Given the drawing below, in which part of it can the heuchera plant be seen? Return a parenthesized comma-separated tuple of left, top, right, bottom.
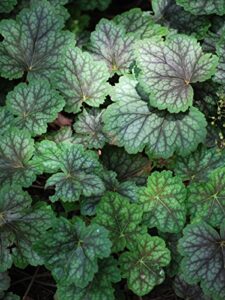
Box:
(0, 0, 225, 299)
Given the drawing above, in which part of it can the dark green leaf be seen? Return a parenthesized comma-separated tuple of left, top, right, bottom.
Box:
(176, 0, 225, 15)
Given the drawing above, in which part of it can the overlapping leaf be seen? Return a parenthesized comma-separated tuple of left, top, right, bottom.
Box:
(135, 35, 218, 113)
(119, 235, 171, 296)
(0, 0, 73, 80)
(0, 185, 54, 271)
(55, 47, 110, 113)
(176, 0, 225, 15)
(0, 128, 41, 187)
(89, 19, 135, 74)
(6, 81, 65, 136)
(0, 107, 14, 135)
(178, 221, 225, 300)
(152, 0, 210, 39)
(103, 76, 207, 158)
(140, 171, 186, 233)
(214, 41, 225, 84)
(57, 257, 120, 300)
(35, 141, 105, 202)
(0, 272, 10, 298)
(114, 8, 168, 39)
(187, 167, 225, 227)
(73, 108, 108, 148)
(94, 192, 146, 252)
(35, 217, 111, 287)
(170, 145, 225, 182)
(101, 145, 151, 185)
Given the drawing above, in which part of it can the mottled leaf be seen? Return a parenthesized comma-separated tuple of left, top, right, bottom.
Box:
(140, 171, 186, 233)
(0, 0, 17, 13)
(6, 80, 64, 136)
(55, 47, 110, 113)
(119, 235, 171, 296)
(214, 41, 225, 84)
(89, 19, 135, 74)
(0, 107, 14, 135)
(135, 35, 218, 112)
(178, 221, 225, 300)
(35, 217, 111, 287)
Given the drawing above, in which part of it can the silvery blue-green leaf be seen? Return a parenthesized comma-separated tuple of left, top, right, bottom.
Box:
(103, 76, 207, 158)
(176, 0, 225, 15)
(0, 128, 41, 187)
(0, 107, 14, 135)
(214, 41, 225, 84)
(89, 19, 135, 74)
(0, 0, 73, 80)
(73, 109, 108, 149)
(55, 47, 110, 113)
(6, 80, 65, 136)
(135, 35, 218, 113)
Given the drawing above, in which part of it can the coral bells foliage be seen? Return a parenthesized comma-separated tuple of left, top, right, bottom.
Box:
(1, 0, 225, 299)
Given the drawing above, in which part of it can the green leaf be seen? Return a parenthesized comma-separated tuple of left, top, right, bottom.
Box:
(0, 272, 10, 298)
(0, 0, 17, 13)
(54, 47, 110, 113)
(170, 145, 225, 182)
(57, 257, 120, 300)
(176, 0, 225, 15)
(89, 19, 135, 74)
(103, 76, 207, 159)
(152, 0, 210, 39)
(173, 274, 210, 300)
(119, 235, 171, 296)
(178, 221, 225, 300)
(35, 217, 112, 287)
(77, 0, 111, 11)
(0, 128, 40, 187)
(101, 146, 152, 185)
(214, 41, 225, 84)
(140, 171, 186, 233)
(73, 109, 108, 149)
(114, 8, 168, 39)
(0, 0, 73, 80)
(187, 167, 225, 228)
(43, 143, 105, 202)
(0, 107, 14, 135)
(94, 192, 146, 252)
(47, 126, 74, 144)
(0, 185, 54, 271)
(135, 35, 218, 113)
(6, 80, 65, 136)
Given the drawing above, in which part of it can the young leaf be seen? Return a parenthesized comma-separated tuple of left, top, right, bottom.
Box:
(35, 217, 112, 287)
(101, 145, 151, 185)
(114, 8, 168, 40)
(0, 0, 73, 80)
(57, 257, 121, 300)
(119, 235, 171, 296)
(135, 35, 218, 113)
(73, 108, 108, 149)
(94, 192, 146, 252)
(0, 185, 54, 271)
(170, 145, 225, 182)
(139, 171, 186, 233)
(176, 0, 225, 16)
(0, 0, 17, 13)
(103, 76, 207, 158)
(187, 167, 225, 228)
(44, 143, 105, 202)
(0, 128, 41, 187)
(178, 221, 225, 300)
(54, 47, 110, 113)
(6, 80, 65, 136)
(89, 19, 135, 74)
